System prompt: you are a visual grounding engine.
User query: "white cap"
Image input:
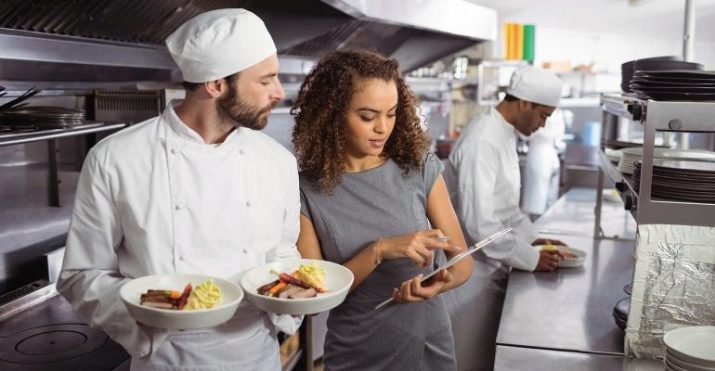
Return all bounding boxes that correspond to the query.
[165,9,276,83]
[506,66,563,107]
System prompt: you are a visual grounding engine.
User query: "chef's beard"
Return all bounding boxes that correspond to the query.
[218,88,276,130]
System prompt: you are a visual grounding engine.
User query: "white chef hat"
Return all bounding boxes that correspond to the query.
[506,66,563,107]
[165,8,276,83]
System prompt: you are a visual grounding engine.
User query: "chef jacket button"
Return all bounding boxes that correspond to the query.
[178,254,185,261]
[175,203,184,210]
[242,248,248,254]
[246,201,252,207]
[239,149,245,155]
[170,148,178,154]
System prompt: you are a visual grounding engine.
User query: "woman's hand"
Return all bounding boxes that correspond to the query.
[378,229,462,268]
[392,269,453,303]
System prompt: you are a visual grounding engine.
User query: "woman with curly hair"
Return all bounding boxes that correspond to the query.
[291,49,472,370]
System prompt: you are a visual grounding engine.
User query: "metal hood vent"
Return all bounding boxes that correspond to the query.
[0,0,495,86]
[280,0,497,72]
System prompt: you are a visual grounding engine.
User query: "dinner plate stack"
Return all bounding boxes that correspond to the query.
[618,148,715,175]
[634,158,715,204]
[621,56,705,94]
[605,148,623,163]
[612,297,629,331]
[663,326,715,371]
[0,106,85,128]
[629,70,715,101]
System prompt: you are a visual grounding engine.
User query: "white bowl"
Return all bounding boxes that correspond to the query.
[120,274,243,330]
[664,326,715,367]
[241,259,354,315]
[536,245,587,268]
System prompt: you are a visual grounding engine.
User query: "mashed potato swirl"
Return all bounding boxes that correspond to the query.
[185,279,223,310]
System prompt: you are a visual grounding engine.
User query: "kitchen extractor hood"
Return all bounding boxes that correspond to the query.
[0,0,496,86]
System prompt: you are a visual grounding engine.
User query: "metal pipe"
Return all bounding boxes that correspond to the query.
[683,0,695,62]
[679,0,695,150]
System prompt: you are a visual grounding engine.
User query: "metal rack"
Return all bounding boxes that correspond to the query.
[0,122,126,207]
[594,94,715,238]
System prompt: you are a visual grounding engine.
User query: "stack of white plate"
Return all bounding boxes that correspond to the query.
[663,326,715,371]
[617,148,715,175]
[605,148,623,163]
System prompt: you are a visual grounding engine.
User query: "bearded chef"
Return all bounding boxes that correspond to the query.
[442,66,567,370]
[58,9,300,371]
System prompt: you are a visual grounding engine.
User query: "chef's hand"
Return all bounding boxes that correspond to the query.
[378,229,462,268]
[392,269,453,303]
[535,250,563,272]
[532,238,567,246]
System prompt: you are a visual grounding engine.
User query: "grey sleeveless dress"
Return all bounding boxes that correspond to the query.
[299,154,456,371]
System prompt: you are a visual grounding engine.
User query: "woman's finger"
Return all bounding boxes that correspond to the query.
[400,279,416,302]
[405,250,426,267]
[414,246,434,267]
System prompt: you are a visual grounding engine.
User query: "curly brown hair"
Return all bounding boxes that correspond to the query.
[291,50,429,193]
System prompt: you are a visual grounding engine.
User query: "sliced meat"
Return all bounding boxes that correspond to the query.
[277,284,302,299]
[289,287,317,299]
[140,293,173,304]
[258,279,281,295]
[141,301,176,309]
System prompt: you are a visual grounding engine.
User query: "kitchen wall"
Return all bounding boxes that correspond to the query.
[533,26,715,70]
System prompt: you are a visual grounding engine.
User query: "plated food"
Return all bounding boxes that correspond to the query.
[241,259,354,315]
[257,263,328,299]
[538,244,587,268]
[140,279,223,310]
[120,274,243,330]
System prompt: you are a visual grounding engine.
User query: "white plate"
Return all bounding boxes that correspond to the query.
[536,245,587,268]
[120,274,243,330]
[667,350,715,371]
[605,148,623,163]
[665,358,688,371]
[664,326,715,367]
[241,259,354,315]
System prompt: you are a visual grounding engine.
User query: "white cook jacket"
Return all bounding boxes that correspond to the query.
[57,103,301,367]
[445,106,539,271]
[522,109,565,215]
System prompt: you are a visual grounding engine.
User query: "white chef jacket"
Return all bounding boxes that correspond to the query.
[523,109,566,215]
[445,106,539,272]
[57,103,301,370]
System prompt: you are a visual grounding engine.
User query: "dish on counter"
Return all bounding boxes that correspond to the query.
[537,244,587,268]
[120,273,243,330]
[241,259,353,315]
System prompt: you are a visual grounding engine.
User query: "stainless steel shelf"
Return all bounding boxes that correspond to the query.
[596,95,715,231]
[0,121,127,207]
[0,122,126,147]
[597,150,622,184]
[596,150,638,222]
[600,94,643,121]
[601,94,715,132]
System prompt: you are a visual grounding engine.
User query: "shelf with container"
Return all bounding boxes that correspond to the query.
[594,94,715,238]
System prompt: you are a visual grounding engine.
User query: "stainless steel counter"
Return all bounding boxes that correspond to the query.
[495,345,663,371]
[534,187,636,241]
[496,233,634,354]
[495,187,648,369]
